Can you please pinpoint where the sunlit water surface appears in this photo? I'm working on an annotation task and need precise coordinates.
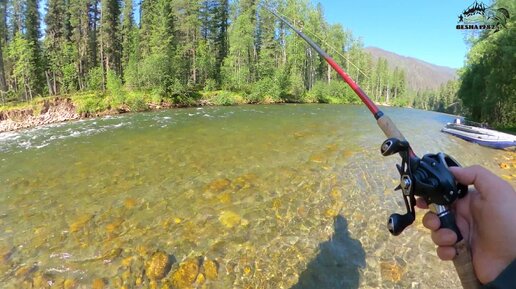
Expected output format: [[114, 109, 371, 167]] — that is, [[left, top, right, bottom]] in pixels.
[[1, 104, 515, 289]]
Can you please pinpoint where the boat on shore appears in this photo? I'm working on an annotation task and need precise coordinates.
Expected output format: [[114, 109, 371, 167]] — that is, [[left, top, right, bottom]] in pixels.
[[441, 119, 516, 149]]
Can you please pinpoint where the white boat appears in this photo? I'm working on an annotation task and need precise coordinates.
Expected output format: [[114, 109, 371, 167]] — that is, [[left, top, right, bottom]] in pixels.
[[441, 119, 516, 149]]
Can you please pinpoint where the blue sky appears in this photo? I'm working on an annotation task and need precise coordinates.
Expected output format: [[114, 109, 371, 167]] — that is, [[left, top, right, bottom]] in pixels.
[[316, 0, 479, 68]]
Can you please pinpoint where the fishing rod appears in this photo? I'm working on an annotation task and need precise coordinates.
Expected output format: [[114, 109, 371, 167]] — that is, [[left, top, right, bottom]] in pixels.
[[264, 6, 481, 289]]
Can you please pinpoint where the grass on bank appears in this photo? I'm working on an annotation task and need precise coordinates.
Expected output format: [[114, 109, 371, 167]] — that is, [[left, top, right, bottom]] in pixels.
[[0, 89, 250, 116], [2, 87, 514, 135], [0, 76, 395, 116]]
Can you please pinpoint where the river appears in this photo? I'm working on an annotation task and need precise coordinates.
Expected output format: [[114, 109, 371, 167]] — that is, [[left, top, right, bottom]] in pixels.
[[1, 104, 514, 289]]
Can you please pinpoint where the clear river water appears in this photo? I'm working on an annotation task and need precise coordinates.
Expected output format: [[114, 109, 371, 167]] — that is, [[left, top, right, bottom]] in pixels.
[[1, 104, 515, 289]]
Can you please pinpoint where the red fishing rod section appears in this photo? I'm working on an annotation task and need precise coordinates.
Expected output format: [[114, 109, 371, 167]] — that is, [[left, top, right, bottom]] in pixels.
[[325, 57, 380, 117]]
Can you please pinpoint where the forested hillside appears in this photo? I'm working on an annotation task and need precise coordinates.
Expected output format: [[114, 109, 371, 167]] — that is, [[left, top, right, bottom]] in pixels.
[[0, 0, 416, 113], [365, 47, 457, 91]]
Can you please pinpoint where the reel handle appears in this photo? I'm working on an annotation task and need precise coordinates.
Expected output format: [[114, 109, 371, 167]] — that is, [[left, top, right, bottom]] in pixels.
[[387, 213, 414, 236]]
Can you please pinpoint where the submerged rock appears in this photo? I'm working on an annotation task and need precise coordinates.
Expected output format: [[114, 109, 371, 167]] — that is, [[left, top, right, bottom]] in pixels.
[[145, 251, 174, 280], [69, 214, 94, 233], [341, 149, 355, 158], [217, 192, 232, 204], [231, 173, 257, 190], [170, 258, 201, 289], [219, 211, 245, 228], [92, 278, 107, 289], [0, 245, 14, 265], [123, 198, 138, 209], [206, 178, 231, 193], [105, 218, 124, 234], [194, 273, 206, 286], [324, 208, 339, 218], [15, 264, 37, 278], [499, 162, 512, 170], [100, 248, 123, 263], [202, 258, 219, 280], [63, 278, 77, 289], [330, 188, 342, 200], [380, 260, 405, 283], [309, 153, 324, 163], [32, 271, 53, 288]]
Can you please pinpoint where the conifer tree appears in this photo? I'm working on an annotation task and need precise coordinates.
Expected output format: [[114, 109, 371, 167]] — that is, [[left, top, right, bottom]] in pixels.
[[0, 1, 8, 94], [24, 0, 47, 95], [121, 0, 134, 74], [100, 0, 121, 74], [45, 0, 73, 94], [69, 0, 92, 90]]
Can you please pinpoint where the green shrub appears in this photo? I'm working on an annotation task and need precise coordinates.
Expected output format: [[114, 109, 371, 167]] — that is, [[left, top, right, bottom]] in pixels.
[[306, 81, 356, 104], [149, 90, 163, 104], [169, 78, 186, 97], [167, 78, 195, 105], [211, 91, 243, 106], [106, 71, 125, 106], [288, 73, 306, 101], [204, 78, 218, 92], [248, 77, 282, 103], [62, 63, 78, 93], [124, 55, 140, 89], [274, 68, 290, 102], [391, 97, 410, 107], [74, 94, 108, 115], [126, 94, 148, 112], [87, 67, 104, 91], [136, 53, 171, 92]]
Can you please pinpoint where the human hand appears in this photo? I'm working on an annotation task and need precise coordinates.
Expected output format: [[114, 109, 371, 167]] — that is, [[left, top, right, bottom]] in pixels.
[[416, 165, 516, 284]]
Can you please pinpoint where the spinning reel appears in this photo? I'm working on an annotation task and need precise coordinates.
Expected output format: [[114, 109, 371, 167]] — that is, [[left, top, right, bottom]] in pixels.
[[381, 138, 469, 236]]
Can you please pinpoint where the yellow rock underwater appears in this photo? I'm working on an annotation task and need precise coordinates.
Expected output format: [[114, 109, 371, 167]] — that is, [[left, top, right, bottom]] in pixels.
[[219, 210, 244, 228], [145, 251, 173, 280], [170, 258, 200, 289]]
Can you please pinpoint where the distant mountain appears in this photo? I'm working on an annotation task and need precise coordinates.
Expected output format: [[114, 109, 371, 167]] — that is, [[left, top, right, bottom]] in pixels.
[[364, 47, 457, 91]]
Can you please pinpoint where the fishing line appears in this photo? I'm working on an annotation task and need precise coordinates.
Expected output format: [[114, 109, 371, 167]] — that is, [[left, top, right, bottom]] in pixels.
[[268, 8, 370, 79]]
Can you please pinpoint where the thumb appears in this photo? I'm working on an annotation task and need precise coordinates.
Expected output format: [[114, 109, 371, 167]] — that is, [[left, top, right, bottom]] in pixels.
[[449, 165, 511, 199]]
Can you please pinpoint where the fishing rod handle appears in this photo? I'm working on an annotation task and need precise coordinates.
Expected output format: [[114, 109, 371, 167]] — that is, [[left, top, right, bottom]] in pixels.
[[430, 204, 482, 289], [454, 239, 482, 289], [377, 114, 407, 141]]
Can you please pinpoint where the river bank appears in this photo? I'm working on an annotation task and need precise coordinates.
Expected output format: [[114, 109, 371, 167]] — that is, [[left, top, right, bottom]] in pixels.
[[0, 88, 368, 133], [0, 92, 240, 133]]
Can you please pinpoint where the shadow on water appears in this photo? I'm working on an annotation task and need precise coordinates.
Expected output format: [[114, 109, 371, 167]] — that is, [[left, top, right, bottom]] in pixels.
[[291, 215, 366, 289]]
